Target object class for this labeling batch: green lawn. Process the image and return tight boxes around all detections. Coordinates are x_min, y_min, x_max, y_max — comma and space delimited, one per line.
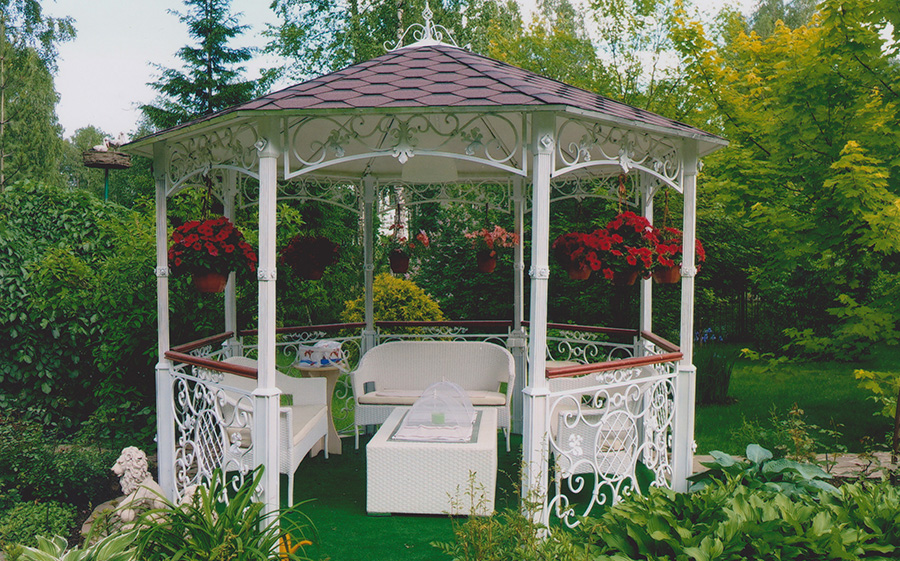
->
694, 345, 895, 455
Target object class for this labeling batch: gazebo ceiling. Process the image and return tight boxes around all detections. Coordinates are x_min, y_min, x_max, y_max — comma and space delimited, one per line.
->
128, 43, 725, 187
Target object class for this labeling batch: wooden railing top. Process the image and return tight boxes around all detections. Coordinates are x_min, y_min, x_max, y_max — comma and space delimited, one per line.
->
170, 331, 234, 354
164, 350, 258, 379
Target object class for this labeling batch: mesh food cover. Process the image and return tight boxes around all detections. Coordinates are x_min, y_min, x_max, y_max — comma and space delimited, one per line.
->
393, 381, 477, 442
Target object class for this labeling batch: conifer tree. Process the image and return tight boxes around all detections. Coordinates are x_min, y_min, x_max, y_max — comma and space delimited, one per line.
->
141, 0, 269, 131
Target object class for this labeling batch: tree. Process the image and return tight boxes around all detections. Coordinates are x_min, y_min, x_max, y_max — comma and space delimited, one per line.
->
0, 0, 74, 190
141, 0, 270, 130
670, 0, 900, 357
265, 0, 524, 80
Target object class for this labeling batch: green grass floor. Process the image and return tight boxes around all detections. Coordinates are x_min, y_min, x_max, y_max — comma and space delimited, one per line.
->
287, 432, 524, 561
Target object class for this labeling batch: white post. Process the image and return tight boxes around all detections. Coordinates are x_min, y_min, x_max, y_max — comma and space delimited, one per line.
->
223, 170, 238, 355
254, 118, 282, 514
153, 141, 176, 501
673, 141, 699, 491
509, 177, 527, 434
522, 112, 555, 523
362, 175, 377, 353
640, 172, 654, 341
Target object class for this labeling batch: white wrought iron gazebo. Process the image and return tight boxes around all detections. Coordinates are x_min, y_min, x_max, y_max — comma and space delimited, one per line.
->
127, 15, 725, 527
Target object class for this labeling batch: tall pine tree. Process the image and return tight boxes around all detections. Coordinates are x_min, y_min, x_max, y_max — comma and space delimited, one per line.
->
141, 0, 269, 131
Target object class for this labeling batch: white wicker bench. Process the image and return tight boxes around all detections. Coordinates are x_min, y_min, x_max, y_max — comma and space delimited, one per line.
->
218, 357, 329, 506
351, 341, 515, 451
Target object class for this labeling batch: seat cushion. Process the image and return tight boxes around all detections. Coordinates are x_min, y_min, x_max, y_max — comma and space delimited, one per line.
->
290, 404, 327, 447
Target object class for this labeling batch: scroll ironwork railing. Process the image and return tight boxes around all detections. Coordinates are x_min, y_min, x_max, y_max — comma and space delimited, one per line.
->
164, 322, 682, 517
544, 330, 682, 527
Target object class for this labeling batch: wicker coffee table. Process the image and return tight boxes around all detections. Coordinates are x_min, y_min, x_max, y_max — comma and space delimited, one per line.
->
366, 407, 497, 515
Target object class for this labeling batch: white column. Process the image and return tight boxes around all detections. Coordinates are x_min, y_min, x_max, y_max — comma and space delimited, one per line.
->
153, 141, 176, 500
509, 177, 527, 434
223, 170, 238, 356
673, 141, 699, 491
640, 172, 654, 342
362, 175, 377, 354
254, 118, 282, 514
522, 112, 555, 523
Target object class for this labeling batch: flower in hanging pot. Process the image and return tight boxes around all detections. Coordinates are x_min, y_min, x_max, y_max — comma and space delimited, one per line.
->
280, 235, 340, 280
464, 225, 519, 273
551, 232, 606, 280
596, 211, 658, 285
651, 226, 706, 283
385, 228, 430, 273
168, 216, 257, 292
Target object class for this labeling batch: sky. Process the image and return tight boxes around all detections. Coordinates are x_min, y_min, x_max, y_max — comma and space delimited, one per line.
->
44, 0, 748, 139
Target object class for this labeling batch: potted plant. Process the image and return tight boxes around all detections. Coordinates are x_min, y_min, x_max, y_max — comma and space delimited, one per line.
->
280, 235, 340, 280
652, 226, 706, 283
464, 225, 519, 273
168, 217, 257, 292
596, 211, 658, 285
551, 232, 606, 280
385, 229, 430, 273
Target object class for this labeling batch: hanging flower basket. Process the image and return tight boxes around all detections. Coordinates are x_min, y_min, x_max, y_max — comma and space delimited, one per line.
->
596, 211, 658, 284
476, 250, 497, 273
652, 265, 681, 284
389, 249, 411, 273
168, 217, 257, 291
465, 226, 518, 274
385, 229, 430, 273
192, 271, 229, 293
552, 232, 605, 280
280, 235, 340, 280
651, 226, 706, 284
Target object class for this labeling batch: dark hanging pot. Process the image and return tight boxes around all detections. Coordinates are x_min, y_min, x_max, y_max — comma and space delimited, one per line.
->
611, 270, 639, 286
476, 250, 497, 273
566, 263, 591, 280
389, 249, 410, 273
652, 266, 681, 284
192, 271, 228, 293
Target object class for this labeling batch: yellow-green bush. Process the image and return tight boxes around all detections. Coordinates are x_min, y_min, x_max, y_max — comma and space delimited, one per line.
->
341, 273, 444, 323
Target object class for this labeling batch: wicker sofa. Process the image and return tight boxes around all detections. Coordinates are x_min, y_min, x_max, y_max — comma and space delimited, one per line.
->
351, 341, 515, 450
217, 356, 329, 506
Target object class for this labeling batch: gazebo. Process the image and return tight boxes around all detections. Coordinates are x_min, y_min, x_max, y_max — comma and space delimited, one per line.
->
126, 12, 725, 527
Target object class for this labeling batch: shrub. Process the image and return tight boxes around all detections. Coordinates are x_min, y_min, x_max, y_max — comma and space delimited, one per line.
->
0, 501, 77, 550
341, 273, 445, 323
694, 344, 737, 405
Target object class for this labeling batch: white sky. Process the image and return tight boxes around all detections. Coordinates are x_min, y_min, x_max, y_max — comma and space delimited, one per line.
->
45, 0, 747, 139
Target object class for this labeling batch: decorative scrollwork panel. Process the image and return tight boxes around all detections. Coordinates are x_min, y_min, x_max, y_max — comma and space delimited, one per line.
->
167, 124, 261, 191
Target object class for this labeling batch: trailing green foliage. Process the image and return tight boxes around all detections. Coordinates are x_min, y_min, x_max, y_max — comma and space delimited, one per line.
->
0, 501, 76, 551
688, 444, 838, 497
855, 369, 900, 420
134, 468, 315, 561
19, 533, 137, 561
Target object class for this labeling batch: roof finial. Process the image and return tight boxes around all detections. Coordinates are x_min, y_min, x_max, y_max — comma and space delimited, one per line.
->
386, 0, 461, 51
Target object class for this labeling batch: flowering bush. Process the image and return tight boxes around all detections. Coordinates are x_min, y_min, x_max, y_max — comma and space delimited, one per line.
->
653, 226, 706, 271
168, 217, 257, 275
386, 227, 431, 256
596, 211, 658, 280
552, 232, 607, 272
464, 225, 519, 257
281, 235, 340, 279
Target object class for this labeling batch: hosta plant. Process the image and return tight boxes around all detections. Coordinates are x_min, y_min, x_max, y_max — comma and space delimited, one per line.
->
18, 532, 137, 561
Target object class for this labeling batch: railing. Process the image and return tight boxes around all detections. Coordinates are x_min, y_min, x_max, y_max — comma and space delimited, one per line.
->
543, 330, 681, 527
164, 322, 682, 514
